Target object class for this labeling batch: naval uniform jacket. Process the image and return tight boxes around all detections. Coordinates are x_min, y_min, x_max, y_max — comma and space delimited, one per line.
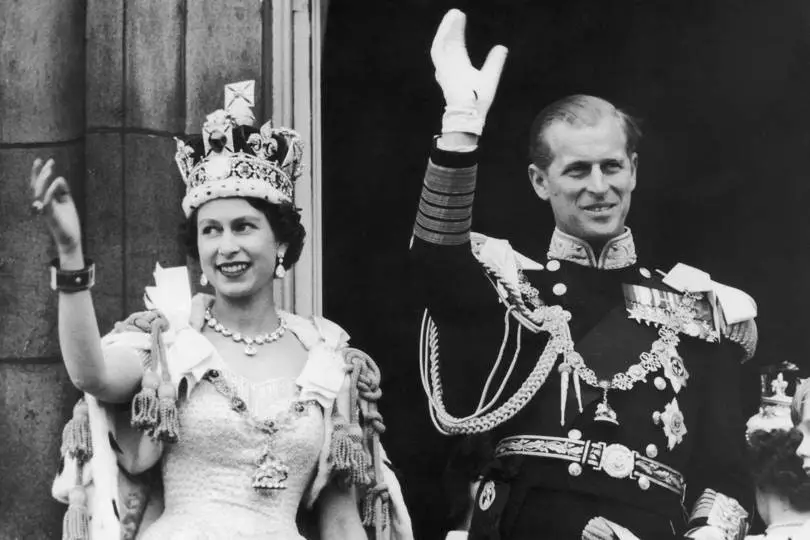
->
411, 143, 755, 539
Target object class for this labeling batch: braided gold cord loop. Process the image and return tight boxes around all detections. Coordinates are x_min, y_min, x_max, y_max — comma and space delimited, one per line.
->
343, 348, 390, 538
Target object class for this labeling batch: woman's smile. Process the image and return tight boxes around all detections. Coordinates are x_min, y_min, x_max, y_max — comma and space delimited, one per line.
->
217, 261, 251, 278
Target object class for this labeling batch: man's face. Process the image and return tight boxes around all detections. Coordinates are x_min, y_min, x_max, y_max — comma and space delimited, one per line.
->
528, 116, 637, 244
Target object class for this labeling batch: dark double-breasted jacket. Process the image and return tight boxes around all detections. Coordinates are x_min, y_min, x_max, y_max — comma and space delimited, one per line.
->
411, 143, 757, 540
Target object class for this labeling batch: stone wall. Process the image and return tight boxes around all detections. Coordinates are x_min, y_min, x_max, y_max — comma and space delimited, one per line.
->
0, 1, 269, 536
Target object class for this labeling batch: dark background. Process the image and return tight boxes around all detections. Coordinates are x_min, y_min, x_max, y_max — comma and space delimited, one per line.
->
323, 1, 810, 536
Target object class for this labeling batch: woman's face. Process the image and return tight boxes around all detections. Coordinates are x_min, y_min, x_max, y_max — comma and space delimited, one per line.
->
797, 398, 810, 474
197, 198, 283, 300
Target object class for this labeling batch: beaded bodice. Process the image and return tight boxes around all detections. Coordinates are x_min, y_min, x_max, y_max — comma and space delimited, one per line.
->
139, 365, 324, 540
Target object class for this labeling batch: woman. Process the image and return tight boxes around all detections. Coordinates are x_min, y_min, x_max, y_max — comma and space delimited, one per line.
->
34, 86, 409, 539
745, 429, 810, 539
742, 376, 810, 540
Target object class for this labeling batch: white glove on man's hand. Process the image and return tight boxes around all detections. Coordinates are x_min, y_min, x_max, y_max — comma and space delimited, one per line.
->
431, 9, 508, 135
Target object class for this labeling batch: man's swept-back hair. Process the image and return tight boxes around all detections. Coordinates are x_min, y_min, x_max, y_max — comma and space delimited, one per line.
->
528, 95, 642, 171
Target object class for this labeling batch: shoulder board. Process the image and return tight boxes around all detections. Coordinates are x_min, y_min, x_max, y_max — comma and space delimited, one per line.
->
471, 232, 544, 271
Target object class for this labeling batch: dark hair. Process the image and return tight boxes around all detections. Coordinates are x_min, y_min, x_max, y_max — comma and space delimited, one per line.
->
748, 428, 810, 511
181, 197, 306, 269
527, 94, 642, 171
792, 379, 810, 426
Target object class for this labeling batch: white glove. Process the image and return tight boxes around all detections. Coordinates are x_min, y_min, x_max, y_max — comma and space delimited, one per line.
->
431, 9, 508, 135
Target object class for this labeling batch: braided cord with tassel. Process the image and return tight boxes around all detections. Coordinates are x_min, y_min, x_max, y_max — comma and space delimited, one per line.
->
115, 310, 179, 443
60, 399, 94, 540
345, 348, 390, 540
150, 316, 179, 443
330, 355, 371, 487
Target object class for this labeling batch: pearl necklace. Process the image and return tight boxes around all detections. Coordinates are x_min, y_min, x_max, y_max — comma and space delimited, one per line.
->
204, 308, 287, 356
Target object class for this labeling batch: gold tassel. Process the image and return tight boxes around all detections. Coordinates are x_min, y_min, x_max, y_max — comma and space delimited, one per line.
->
330, 422, 370, 486
131, 370, 160, 430
61, 400, 93, 463
143, 312, 179, 443
361, 484, 390, 529
330, 421, 353, 472
362, 490, 374, 527
62, 486, 89, 540
347, 424, 370, 485
153, 381, 179, 443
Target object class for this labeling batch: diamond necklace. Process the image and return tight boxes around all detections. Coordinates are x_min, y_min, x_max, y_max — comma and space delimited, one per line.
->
204, 307, 287, 356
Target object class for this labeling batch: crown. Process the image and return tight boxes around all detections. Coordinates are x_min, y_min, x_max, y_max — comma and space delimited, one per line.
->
175, 80, 304, 217
746, 370, 798, 441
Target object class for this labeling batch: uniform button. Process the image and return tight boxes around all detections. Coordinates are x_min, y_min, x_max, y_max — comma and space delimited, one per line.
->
638, 477, 651, 490
546, 260, 561, 272
639, 267, 652, 279
652, 411, 662, 425
654, 377, 666, 391
568, 429, 582, 441
553, 283, 567, 296
645, 444, 658, 459
568, 463, 582, 477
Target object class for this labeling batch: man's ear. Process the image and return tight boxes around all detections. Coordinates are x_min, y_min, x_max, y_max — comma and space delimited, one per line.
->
528, 163, 550, 201
629, 152, 638, 191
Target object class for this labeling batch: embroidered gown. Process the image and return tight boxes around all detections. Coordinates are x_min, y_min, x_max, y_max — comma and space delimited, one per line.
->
51, 270, 413, 540
139, 362, 324, 540
103, 293, 350, 540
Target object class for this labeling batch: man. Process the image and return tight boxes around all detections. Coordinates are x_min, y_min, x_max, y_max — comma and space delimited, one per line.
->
412, 9, 758, 540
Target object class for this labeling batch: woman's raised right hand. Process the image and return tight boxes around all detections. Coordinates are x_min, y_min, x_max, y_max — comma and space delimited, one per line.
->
30, 158, 83, 257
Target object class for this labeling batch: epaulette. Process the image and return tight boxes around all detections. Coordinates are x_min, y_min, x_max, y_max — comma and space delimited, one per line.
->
470, 232, 546, 332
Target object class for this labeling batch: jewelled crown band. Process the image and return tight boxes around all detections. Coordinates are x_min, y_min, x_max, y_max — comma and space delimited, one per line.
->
175, 80, 304, 217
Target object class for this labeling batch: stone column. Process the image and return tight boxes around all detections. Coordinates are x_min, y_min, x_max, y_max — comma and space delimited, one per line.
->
0, 1, 87, 537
